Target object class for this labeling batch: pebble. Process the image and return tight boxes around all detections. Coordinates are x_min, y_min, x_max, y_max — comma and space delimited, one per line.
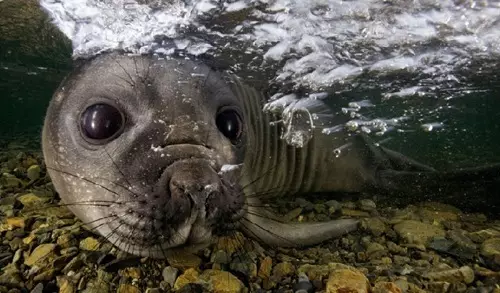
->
200, 269, 243, 293
272, 262, 295, 280
361, 217, 387, 237
162, 266, 178, 288
119, 267, 141, 279
292, 273, 313, 293
393, 220, 445, 244
425, 266, 475, 284
284, 207, 303, 222
16, 193, 46, 207
30, 283, 43, 293
340, 208, 370, 217
468, 229, 500, 243
26, 165, 41, 181
79, 237, 100, 251
173, 268, 199, 291
480, 237, 500, 267
211, 250, 230, 264
358, 199, 377, 211
24, 243, 57, 267
372, 282, 402, 293
326, 268, 370, 293
117, 284, 140, 293
57, 276, 76, 293
166, 249, 202, 270
258, 256, 272, 279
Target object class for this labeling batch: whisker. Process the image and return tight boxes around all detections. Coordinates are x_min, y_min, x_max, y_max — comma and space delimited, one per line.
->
46, 165, 143, 198
104, 148, 135, 191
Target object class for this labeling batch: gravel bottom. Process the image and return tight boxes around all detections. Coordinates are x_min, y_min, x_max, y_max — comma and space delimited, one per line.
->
0, 147, 499, 293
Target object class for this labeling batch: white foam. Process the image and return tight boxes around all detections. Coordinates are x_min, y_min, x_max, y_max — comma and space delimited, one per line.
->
39, 0, 500, 144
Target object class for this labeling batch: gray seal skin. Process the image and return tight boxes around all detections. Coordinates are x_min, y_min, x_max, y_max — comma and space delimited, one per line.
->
42, 53, 498, 258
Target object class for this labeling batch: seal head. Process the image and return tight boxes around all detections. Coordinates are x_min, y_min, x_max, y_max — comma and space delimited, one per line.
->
42, 53, 246, 257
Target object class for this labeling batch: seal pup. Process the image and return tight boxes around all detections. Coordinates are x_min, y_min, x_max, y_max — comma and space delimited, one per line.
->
42, 53, 499, 258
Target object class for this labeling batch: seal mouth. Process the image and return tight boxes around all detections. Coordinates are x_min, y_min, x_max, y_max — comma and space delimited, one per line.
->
97, 144, 244, 256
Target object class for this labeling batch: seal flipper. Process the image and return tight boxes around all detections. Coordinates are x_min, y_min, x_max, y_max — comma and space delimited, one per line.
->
240, 205, 358, 247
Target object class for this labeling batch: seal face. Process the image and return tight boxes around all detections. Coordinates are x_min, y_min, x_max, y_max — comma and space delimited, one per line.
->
42, 53, 246, 257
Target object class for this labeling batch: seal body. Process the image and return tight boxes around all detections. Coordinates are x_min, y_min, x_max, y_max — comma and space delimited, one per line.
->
42, 53, 499, 258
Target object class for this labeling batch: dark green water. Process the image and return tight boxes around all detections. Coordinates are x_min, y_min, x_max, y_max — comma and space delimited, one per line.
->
2, 57, 500, 170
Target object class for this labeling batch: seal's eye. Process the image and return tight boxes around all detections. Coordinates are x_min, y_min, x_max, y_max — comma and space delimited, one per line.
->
80, 103, 125, 142
216, 108, 243, 143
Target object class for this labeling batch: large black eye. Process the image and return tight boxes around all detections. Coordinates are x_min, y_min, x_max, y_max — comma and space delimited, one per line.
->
216, 108, 243, 143
80, 103, 125, 142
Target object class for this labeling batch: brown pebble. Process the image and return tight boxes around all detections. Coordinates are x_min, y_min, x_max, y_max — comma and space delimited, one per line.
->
166, 249, 202, 271
326, 269, 370, 293
57, 276, 75, 293
117, 284, 141, 293
372, 281, 402, 293
257, 256, 272, 279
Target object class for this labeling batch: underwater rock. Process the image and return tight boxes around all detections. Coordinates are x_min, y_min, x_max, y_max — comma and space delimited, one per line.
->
258, 256, 273, 279
480, 237, 500, 268
26, 165, 40, 181
326, 268, 370, 293
174, 268, 199, 291
283, 207, 303, 222
393, 220, 445, 245
166, 250, 202, 271
424, 266, 474, 284
372, 281, 402, 293
361, 217, 387, 237
199, 270, 244, 293
79, 237, 100, 251
272, 261, 296, 280
358, 199, 377, 212
162, 266, 178, 288
117, 284, 140, 293
24, 243, 56, 267
56, 276, 76, 293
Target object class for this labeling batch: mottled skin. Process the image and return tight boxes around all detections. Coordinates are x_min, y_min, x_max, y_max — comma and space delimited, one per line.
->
42, 53, 498, 258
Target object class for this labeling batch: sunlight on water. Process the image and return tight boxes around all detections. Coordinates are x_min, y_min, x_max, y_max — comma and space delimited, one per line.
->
39, 0, 500, 147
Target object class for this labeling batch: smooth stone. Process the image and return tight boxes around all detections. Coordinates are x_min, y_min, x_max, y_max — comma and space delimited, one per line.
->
24, 243, 57, 267
26, 165, 41, 181
272, 262, 295, 280
361, 217, 386, 237
372, 282, 402, 293
393, 220, 445, 245
326, 268, 370, 293
166, 249, 202, 270
116, 284, 140, 293
29, 283, 43, 293
200, 269, 244, 293
56, 276, 76, 293
480, 237, 500, 267
358, 199, 376, 211
425, 266, 474, 284
173, 268, 199, 291
162, 266, 178, 288
79, 237, 100, 251
258, 256, 272, 279
283, 207, 303, 222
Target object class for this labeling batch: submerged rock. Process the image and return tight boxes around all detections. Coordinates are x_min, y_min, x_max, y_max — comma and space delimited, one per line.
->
326, 268, 370, 293
393, 220, 445, 245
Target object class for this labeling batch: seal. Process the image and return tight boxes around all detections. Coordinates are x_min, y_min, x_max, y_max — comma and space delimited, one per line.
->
42, 52, 500, 258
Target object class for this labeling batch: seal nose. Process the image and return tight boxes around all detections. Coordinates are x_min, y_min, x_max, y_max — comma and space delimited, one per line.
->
168, 160, 221, 209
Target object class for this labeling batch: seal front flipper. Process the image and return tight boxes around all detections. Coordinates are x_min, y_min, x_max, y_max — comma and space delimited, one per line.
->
240, 204, 358, 247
